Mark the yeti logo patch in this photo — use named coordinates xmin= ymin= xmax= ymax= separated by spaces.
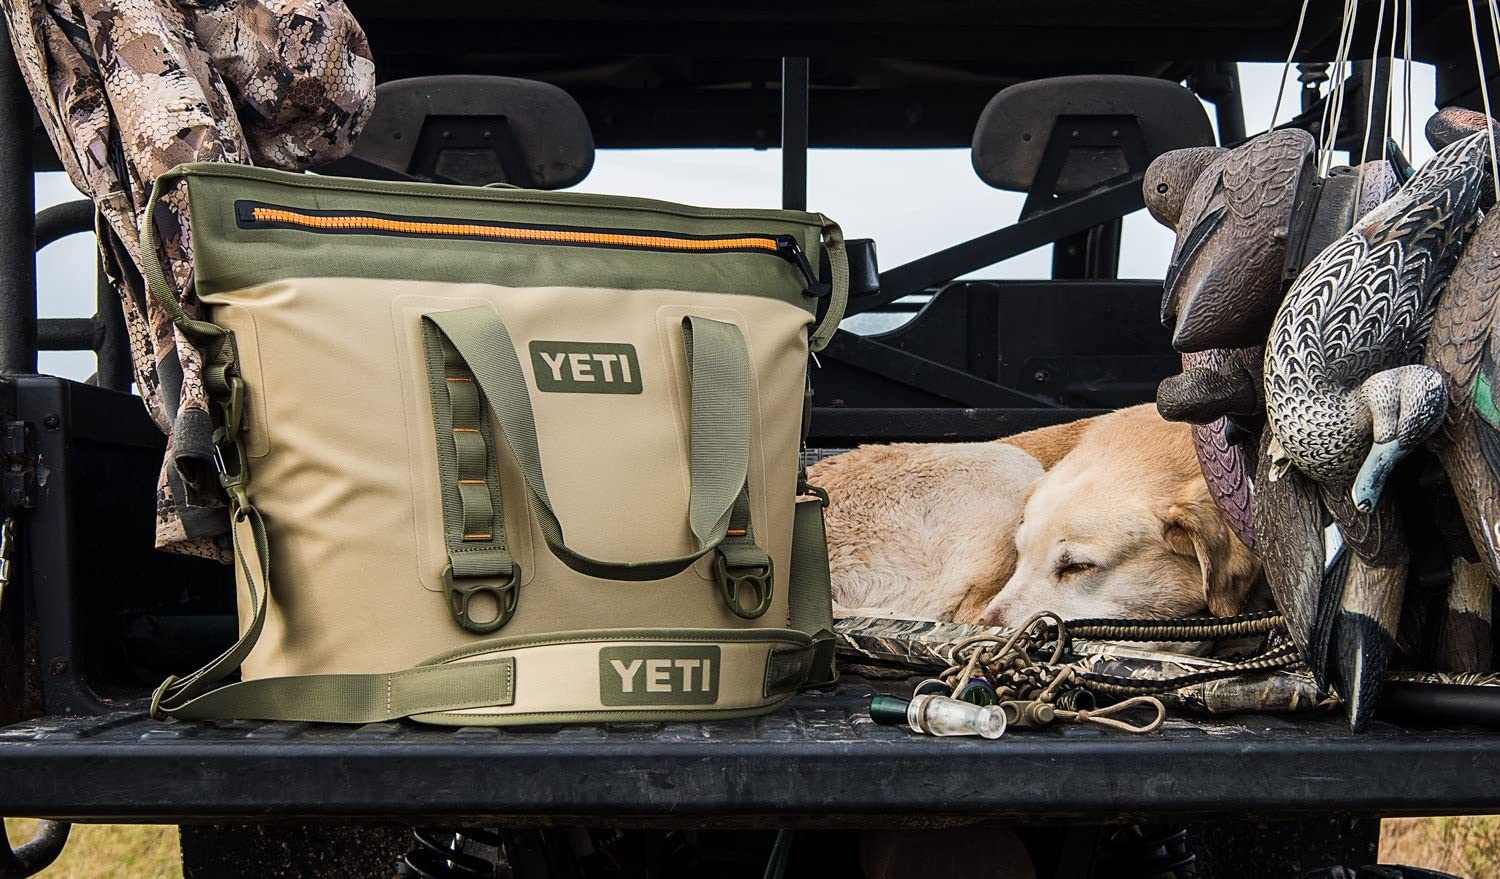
xmin=599 ymin=646 xmax=720 ymax=706
xmin=529 ymin=341 xmax=642 ymax=394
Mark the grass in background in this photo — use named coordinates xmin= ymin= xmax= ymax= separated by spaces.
xmin=7 ymin=816 xmax=1500 ymax=876
xmin=1381 ymin=816 xmax=1500 ymax=877
xmin=5 ymin=819 xmax=180 ymax=879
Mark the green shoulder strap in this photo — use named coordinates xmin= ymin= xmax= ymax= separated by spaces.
xmin=150 ymin=505 xmax=517 ymax=723
xmin=809 ymin=217 xmax=848 ymax=353
xmin=789 ymin=489 xmax=838 ymax=686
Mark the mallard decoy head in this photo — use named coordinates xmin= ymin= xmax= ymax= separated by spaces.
xmin=1427 ymin=106 xmax=1500 ymax=151
xmin=1350 ymin=364 xmax=1449 ymax=512
xmin=1427 ymin=107 xmax=1500 ymax=208
xmin=1156 ymin=347 xmax=1261 ymax=425
xmin=1149 ymin=130 xmax=1317 ymax=354
xmin=1144 ymin=146 xmax=1225 ymax=228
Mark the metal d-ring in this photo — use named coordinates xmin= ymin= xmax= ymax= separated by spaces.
xmin=443 ymin=564 xmax=521 ymax=634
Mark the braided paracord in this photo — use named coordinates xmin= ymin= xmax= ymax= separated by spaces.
xmin=1065 ymin=610 xmax=1285 ymax=644
xmin=933 ymin=611 xmax=1297 ymax=735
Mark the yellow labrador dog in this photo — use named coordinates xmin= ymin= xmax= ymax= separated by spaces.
xmin=810 ymin=405 xmax=1262 ymax=626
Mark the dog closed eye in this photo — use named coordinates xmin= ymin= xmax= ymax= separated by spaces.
xmin=1055 ymin=559 xmax=1096 ymax=578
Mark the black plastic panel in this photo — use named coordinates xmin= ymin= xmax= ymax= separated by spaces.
xmin=4 ymin=676 xmax=1500 ymax=824
xmin=17 ymin=377 xmax=233 ymax=715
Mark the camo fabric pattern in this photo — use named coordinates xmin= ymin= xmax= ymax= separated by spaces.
xmin=833 ymin=616 xmax=1335 ymax=715
xmin=1 ymin=0 xmax=374 ymax=556
xmin=183 ymin=0 xmax=374 ymax=169
xmin=1075 ymin=651 xmax=1334 ymax=714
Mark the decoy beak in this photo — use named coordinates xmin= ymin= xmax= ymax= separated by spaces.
xmin=1351 ymin=439 xmax=1404 ymax=513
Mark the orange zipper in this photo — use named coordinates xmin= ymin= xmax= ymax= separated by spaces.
xmin=235 ymin=200 xmax=827 ymax=294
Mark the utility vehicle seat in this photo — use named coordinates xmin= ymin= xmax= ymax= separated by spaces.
xmin=333 ymin=75 xmax=595 ymax=189
xmin=972 ymin=74 xmax=1215 ymax=195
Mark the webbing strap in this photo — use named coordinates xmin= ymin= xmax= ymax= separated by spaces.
xmin=150 ymin=506 xmax=516 ymax=722
xmin=809 ymin=218 xmax=848 ymax=352
xmin=148 ymin=495 xmax=826 ymax=723
xmin=425 ymin=325 xmax=519 ymax=633
xmin=427 ymin=328 xmax=512 ymax=573
xmin=425 ymin=308 xmax=770 ymax=583
xmin=789 ymin=492 xmax=838 ymax=686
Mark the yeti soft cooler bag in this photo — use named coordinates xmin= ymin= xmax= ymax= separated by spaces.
xmin=145 ymin=163 xmax=845 ymax=726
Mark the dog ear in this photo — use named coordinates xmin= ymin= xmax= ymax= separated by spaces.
xmin=1162 ymin=498 xmax=1260 ymax=617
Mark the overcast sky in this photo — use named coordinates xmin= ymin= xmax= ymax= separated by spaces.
xmin=33 ymin=61 xmax=1441 ymax=382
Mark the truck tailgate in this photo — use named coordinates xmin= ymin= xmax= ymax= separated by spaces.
xmin=2 ymin=676 xmax=1498 ymax=824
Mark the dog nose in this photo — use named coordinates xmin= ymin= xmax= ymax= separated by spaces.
xmin=976 ymin=602 xmax=1007 ymax=628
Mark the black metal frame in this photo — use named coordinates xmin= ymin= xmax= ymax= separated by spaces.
xmin=16 ymin=376 xmax=230 ymax=717
xmin=1022 ymin=114 xmax=1145 ymax=280
xmin=0 ymin=27 xmax=33 ymax=377
xmin=33 ymin=201 xmax=132 ymax=391
xmin=864 ymin=175 xmax=1147 ymax=315
xmin=819 ymin=88 xmax=1166 ymax=419
xmin=781 ymin=57 xmax=809 ymax=211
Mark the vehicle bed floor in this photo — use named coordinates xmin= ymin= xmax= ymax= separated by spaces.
xmin=1 ymin=674 xmax=1497 ymax=824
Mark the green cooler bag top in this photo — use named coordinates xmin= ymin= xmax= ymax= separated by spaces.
xmin=145 ymin=163 xmax=845 ymax=726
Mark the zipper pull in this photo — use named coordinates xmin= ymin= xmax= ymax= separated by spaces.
xmin=776 ymin=236 xmax=831 ymax=298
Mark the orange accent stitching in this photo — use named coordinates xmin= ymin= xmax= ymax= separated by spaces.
xmin=452 ymin=427 xmax=479 ymax=433
xmin=463 ymin=533 xmax=494 ymax=540
xmin=251 ymin=206 xmax=780 ymax=253
xmin=446 ymin=376 xmax=473 ymax=382
xmin=726 ymin=529 xmax=747 ymax=536
xmin=458 ymin=479 xmax=486 ymax=485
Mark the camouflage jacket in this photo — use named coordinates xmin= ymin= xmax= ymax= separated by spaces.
xmin=2 ymin=0 xmax=374 ymax=558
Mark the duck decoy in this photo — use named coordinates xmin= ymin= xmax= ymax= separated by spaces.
xmin=1147 ymin=135 xmax=1399 ymax=560
xmin=1411 ymin=107 xmax=1500 ymax=675
xmin=1267 ymin=130 xmax=1488 ymax=512
xmin=1145 ymin=132 xmax=1311 ymax=555
xmin=1428 ymin=106 xmax=1500 ymax=173
xmin=1146 ymin=128 xmax=1317 ymax=353
xmin=1143 ymin=132 xmax=1428 ymax=712
xmin=1263 ymin=128 xmax=1492 ymax=729
xmin=1253 ymin=429 xmax=1339 ymax=676
xmin=1158 ymin=347 xmax=1263 ymax=554
xmin=1424 ymin=198 xmax=1500 ymax=674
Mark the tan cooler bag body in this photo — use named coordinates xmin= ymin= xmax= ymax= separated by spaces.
xmin=146 ymin=163 xmax=845 ymax=726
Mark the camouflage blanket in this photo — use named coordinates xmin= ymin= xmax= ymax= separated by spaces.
xmin=832 ymin=615 xmax=1334 ymax=714
xmin=834 ymin=616 xmax=1500 ymax=715
xmin=2 ymin=0 xmax=374 ymax=558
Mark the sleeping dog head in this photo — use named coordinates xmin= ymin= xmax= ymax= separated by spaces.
xmin=978 ymin=407 xmax=1261 ymax=629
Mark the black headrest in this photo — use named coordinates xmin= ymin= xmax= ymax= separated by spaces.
xmin=350 ymin=75 xmax=595 ymax=189
xmin=972 ymin=75 xmax=1215 ymax=193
